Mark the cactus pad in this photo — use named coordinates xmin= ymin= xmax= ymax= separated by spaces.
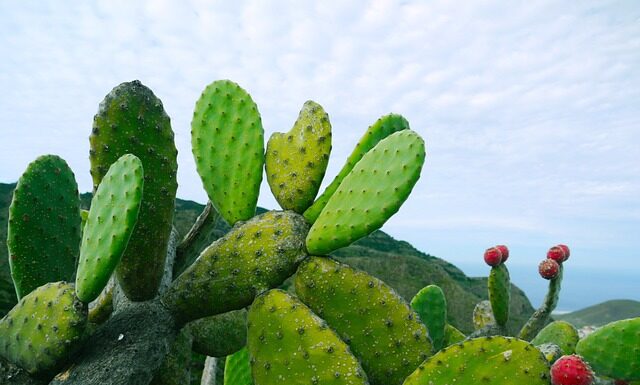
xmin=0 ymin=282 xmax=87 ymax=376
xmin=224 ymin=347 xmax=253 ymax=385
xmin=304 ymin=113 xmax=410 ymax=223
xmin=76 ymin=154 xmax=143 ymax=303
xmin=473 ymin=300 xmax=496 ymax=330
xmin=576 ymin=317 xmax=640 ymax=380
xmin=443 ymin=324 xmax=466 ymax=347
xmin=91 ymin=80 xmax=178 ymax=301
xmin=191 ymin=79 xmax=264 ymax=225
xmin=295 ymin=257 xmax=431 ymax=385
xmin=188 ymin=309 xmax=247 ymax=357
xmin=7 ymin=155 xmax=81 ymax=299
xmin=531 ymin=320 xmax=579 ymax=355
xmin=248 ymin=289 xmax=368 ymax=385
xmin=488 ymin=263 xmax=510 ymax=327
xmin=265 ymin=100 xmax=331 ymax=213
xmin=403 ymin=336 xmax=550 ymax=385
xmin=411 ymin=285 xmax=447 ymax=351
xmin=162 ymin=211 xmax=308 ymax=323
xmin=306 ymin=130 xmax=425 ymax=255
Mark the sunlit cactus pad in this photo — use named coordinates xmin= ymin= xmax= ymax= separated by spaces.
xmin=224 ymin=347 xmax=253 ymax=385
xmin=531 ymin=321 xmax=579 ymax=356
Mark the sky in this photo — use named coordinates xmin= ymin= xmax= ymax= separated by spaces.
xmin=0 ymin=1 xmax=638 ymax=311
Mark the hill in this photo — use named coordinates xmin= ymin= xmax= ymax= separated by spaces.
xmin=555 ymin=299 xmax=640 ymax=328
xmin=0 ymin=183 xmax=535 ymax=334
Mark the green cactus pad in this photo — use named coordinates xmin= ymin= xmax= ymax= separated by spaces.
xmin=443 ymin=324 xmax=466 ymax=347
xmin=224 ymin=347 xmax=253 ymax=385
xmin=519 ymin=265 xmax=563 ymax=341
xmin=191 ymin=79 xmax=264 ymax=225
xmin=266 ymin=100 xmax=332 ymax=213
xmin=306 ymin=130 xmax=425 ymax=255
xmin=488 ymin=264 xmax=510 ymax=327
xmin=91 ymin=80 xmax=178 ymax=301
xmin=473 ymin=300 xmax=496 ymax=330
xmin=304 ymin=113 xmax=410 ymax=223
xmin=162 ymin=211 xmax=308 ymax=323
xmin=248 ymin=289 xmax=368 ymax=385
xmin=76 ymin=154 xmax=144 ymax=303
xmin=0 ymin=282 xmax=87 ymax=376
xmin=576 ymin=317 xmax=640 ymax=380
xmin=411 ymin=285 xmax=447 ymax=351
xmin=403 ymin=336 xmax=550 ymax=385
xmin=531 ymin=321 xmax=579 ymax=355
xmin=295 ymin=257 xmax=431 ymax=385
xmin=7 ymin=155 xmax=81 ymax=299
xmin=188 ymin=309 xmax=247 ymax=357
xmin=149 ymin=328 xmax=193 ymax=385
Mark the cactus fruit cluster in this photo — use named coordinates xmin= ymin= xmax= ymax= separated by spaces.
xmin=1 ymin=79 xmax=638 ymax=385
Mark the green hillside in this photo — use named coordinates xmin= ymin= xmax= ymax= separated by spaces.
xmin=555 ymin=299 xmax=640 ymax=328
xmin=0 ymin=182 xmax=535 ymax=334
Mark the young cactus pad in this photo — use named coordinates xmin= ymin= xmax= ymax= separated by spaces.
xmin=576 ymin=317 xmax=640 ymax=380
xmin=304 ymin=113 xmax=410 ymax=223
xmin=488 ymin=263 xmax=510 ymax=327
xmin=191 ymin=79 xmax=264 ymax=225
xmin=247 ymin=289 xmax=368 ymax=385
xmin=306 ymin=130 xmax=425 ymax=255
xmin=0 ymin=282 xmax=87 ymax=376
xmin=91 ymin=80 xmax=178 ymax=301
xmin=224 ymin=347 xmax=253 ymax=385
xmin=411 ymin=285 xmax=447 ymax=351
xmin=265 ymin=100 xmax=332 ymax=213
xmin=75 ymin=154 xmax=144 ymax=303
xmin=7 ymin=155 xmax=81 ymax=299
xmin=162 ymin=211 xmax=308 ymax=323
xmin=531 ymin=321 xmax=579 ymax=356
xmin=295 ymin=257 xmax=432 ymax=385
xmin=403 ymin=336 xmax=551 ymax=385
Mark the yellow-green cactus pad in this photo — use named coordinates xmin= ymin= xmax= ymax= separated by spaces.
xmin=91 ymin=80 xmax=178 ymax=301
xmin=295 ymin=257 xmax=431 ymax=385
xmin=0 ymin=282 xmax=87 ymax=376
xmin=403 ymin=336 xmax=550 ymax=385
xmin=76 ymin=154 xmax=143 ymax=303
xmin=191 ymin=80 xmax=264 ymax=225
xmin=248 ymin=289 xmax=368 ymax=385
xmin=266 ymin=100 xmax=331 ymax=213
xmin=488 ymin=264 xmax=510 ymax=327
xmin=304 ymin=113 xmax=410 ymax=223
xmin=7 ymin=155 xmax=81 ymax=299
xmin=224 ymin=346 xmax=253 ymax=385
xmin=576 ymin=317 xmax=640 ymax=380
xmin=306 ymin=130 xmax=425 ymax=255
xmin=162 ymin=211 xmax=308 ymax=323
xmin=443 ymin=324 xmax=466 ymax=347
xmin=531 ymin=321 xmax=579 ymax=355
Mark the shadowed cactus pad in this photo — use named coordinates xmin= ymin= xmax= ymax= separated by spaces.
xmin=248 ymin=289 xmax=368 ymax=385
xmin=295 ymin=257 xmax=431 ymax=385
xmin=411 ymin=285 xmax=447 ymax=351
xmin=266 ymin=100 xmax=331 ymax=213
xmin=531 ymin=321 xmax=579 ymax=355
xmin=191 ymin=79 xmax=264 ymax=225
xmin=304 ymin=113 xmax=410 ymax=223
xmin=7 ymin=155 xmax=81 ymax=299
xmin=162 ymin=211 xmax=308 ymax=323
xmin=91 ymin=80 xmax=178 ymax=301
xmin=0 ymin=282 xmax=87 ymax=376
xmin=188 ymin=309 xmax=247 ymax=357
xmin=224 ymin=347 xmax=253 ymax=385
xmin=306 ymin=130 xmax=425 ymax=255
xmin=76 ymin=154 xmax=144 ymax=303
xmin=403 ymin=336 xmax=550 ymax=385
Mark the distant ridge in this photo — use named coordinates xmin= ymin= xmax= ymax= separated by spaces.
xmin=555 ymin=299 xmax=640 ymax=328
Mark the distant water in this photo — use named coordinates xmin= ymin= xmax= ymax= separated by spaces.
xmin=454 ymin=262 xmax=640 ymax=313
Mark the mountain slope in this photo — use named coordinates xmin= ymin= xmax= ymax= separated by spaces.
xmin=555 ymin=299 xmax=640 ymax=328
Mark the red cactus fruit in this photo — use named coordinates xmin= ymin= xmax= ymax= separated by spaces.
xmin=483 ymin=247 xmax=502 ymax=267
xmin=495 ymin=245 xmax=509 ymax=262
xmin=539 ymin=259 xmax=560 ymax=280
xmin=547 ymin=246 xmax=567 ymax=263
xmin=557 ymin=244 xmax=570 ymax=261
xmin=550 ymin=355 xmax=594 ymax=385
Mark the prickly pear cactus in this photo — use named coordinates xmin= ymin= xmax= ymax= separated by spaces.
xmin=0 ymin=282 xmax=87 ymax=376
xmin=191 ymin=79 xmax=264 ymax=225
xmin=76 ymin=154 xmax=144 ymax=303
xmin=188 ymin=309 xmax=247 ymax=357
xmin=162 ymin=211 xmax=308 ymax=323
xmin=91 ymin=80 xmax=178 ymax=301
xmin=411 ymin=285 xmax=447 ymax=351
xmin=7 ymin=155 xmax=81 ymax=299
xmin=248 ymin=289 xmax=368 ymax=385
xmin=443 ymin=324 xmax=466 ymax=347
xmin=488 ymin=264 xmax=510 ymax=327
xmin=265 ymin=100 xmax=331 ymax=213
xmin=403 ymin=336 xmax=551 ymax=385
xmin=531 ymin=321 xmax=579 ymax=356
xmin=224 ymin=347 xmax=253 ymax=385
xmin=306 ymin=130 xmax=425 ymax=255
xmin=473 ymin=300 xmax=496 ymax=330
xmin=295 ymin=257 xmax=431 ymax=385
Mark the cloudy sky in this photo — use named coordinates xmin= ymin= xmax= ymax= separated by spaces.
xmin=0 ymin=1 xmax=638 ymax=310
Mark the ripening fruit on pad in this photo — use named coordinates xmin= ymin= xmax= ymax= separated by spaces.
xmin=0 ymin=282 xmax=87 ymax=376
xmin=403 ymin=336 xmax=551 ymax=385
xmin=248 ymin=289 xmax=368 ymax=385
xmin=306 ymin=130 xmax=425 ymax=255
xmin=76 ymin=154 xmax=144 ymax=303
